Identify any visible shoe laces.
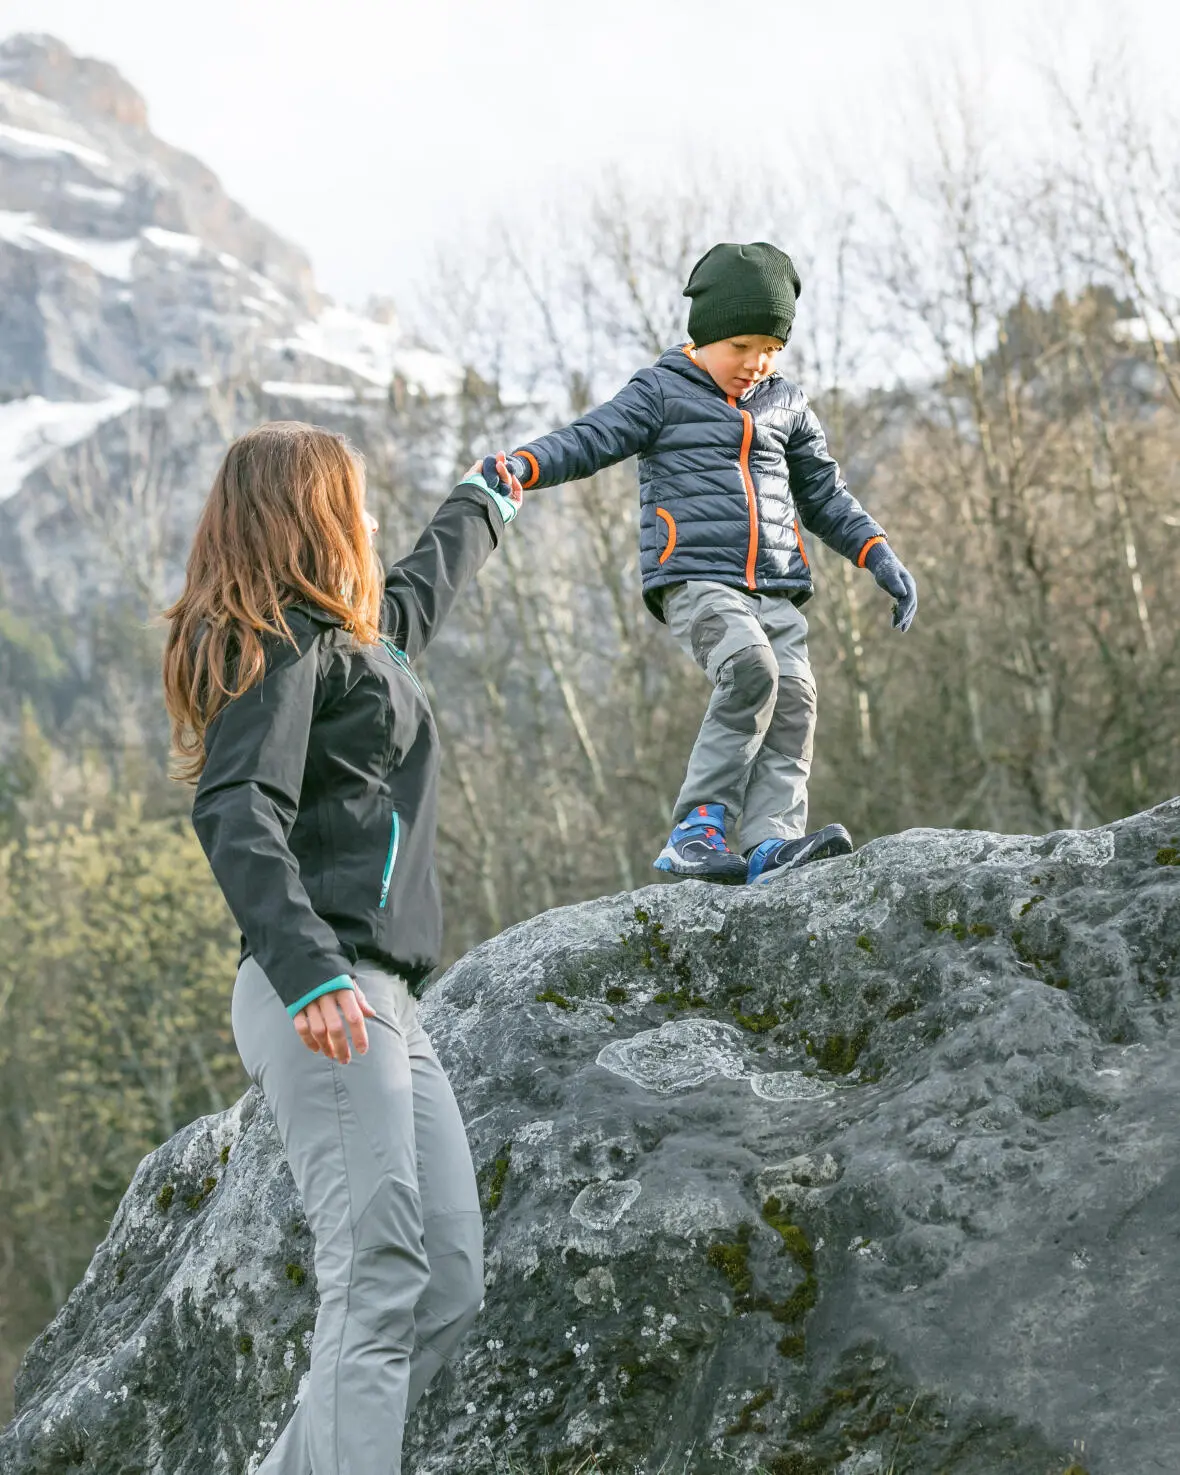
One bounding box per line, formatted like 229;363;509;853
683;824;732;854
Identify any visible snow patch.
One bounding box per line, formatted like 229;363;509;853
248;271;288;307
0;121;109;168
390;345;465;398
240;294;284;318
260;382;357;404
0;391;139;501
141;226;201;258
1112;309;1177;345
273;306;463;395
0;210;139;280
64;182;125;208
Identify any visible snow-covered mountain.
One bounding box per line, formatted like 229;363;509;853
0;32;462;620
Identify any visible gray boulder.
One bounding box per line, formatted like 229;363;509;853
4;800;1180;1474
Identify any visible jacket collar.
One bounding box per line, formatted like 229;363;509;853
288;600;345;628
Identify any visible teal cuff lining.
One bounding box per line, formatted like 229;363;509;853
286;975;355;1018
459;471;518;524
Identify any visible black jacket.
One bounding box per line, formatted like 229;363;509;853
515;345;886;617
191;480;507;1013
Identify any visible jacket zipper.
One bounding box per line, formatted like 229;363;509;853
794;518;810;569
379;810;401;909
728;396;759;589
379;637;425;698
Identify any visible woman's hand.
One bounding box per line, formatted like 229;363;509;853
479;452;527;490
465;455;523;522
293;982;377;1063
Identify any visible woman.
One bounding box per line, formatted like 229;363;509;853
162;422;522;1473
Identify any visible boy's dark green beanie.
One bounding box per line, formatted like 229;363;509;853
683;241;802;348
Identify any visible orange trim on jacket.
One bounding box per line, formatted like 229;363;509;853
727;395;759;589
655;507;678;564
794;518;810;570
857;534;887;568
514;449;540;490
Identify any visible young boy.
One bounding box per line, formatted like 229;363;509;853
483;241;917;885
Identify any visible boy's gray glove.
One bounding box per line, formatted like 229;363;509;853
482;453;528;490
465;454;523;524
864;541;918;632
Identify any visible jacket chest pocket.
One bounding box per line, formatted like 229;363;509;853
375;637;429;763
379;637;426;697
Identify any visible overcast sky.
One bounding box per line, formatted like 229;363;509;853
1;0;1175;308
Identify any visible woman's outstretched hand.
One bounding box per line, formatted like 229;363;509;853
480;452;527;490
466;455;524;522
293;982;377;1063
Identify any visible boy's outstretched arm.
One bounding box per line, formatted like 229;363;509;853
494;369;664;490
785;398;918;631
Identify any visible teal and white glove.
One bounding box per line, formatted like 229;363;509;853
463;452;523;524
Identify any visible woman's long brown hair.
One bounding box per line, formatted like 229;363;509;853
162;421;382;781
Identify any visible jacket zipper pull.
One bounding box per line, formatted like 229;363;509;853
379;811;401;909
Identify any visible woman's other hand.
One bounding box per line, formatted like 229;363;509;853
293;982;377;1062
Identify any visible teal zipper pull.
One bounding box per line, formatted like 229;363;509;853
379;811;400;909
379;637;426;699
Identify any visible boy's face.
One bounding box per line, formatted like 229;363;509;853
693;335;784;399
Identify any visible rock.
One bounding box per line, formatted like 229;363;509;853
4;799;1180;1473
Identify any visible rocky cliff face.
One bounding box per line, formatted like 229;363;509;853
0;33;459;625
4;800;1179;1474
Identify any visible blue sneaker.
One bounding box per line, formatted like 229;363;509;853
653;804;748;883
746;824;854;885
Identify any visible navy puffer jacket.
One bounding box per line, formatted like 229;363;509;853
514;345;887;619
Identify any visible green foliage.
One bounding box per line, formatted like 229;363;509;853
762;1197;814;1274
0;798;243;1397
923;918;996;941
535;987;574;1011
808;1028;870;1075
735;1008;781;1033
727;1385;774;1437
652;985;707;1009
482;1143;513;1213
707;1223;753;1297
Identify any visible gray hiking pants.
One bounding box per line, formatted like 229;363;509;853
664;580;818;853
232;957;484;1475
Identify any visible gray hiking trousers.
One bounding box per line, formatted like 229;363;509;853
232;957;484;1475
663;580;818;853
